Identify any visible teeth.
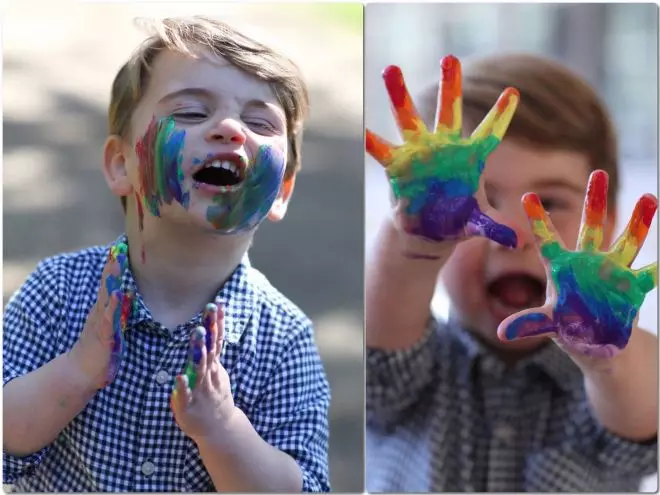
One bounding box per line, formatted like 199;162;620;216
207;160;238;176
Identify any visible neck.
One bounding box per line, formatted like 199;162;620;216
124;209;252;328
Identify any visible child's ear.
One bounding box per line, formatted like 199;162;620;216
268;174;297;222
102;135;133;197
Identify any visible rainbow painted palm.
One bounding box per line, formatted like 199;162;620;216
501;170;658;358
366;55;519;247
104;241;133;386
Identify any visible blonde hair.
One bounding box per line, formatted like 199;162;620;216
109;16;310;208
417;53;619;206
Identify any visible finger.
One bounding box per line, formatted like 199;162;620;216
497;308;557;342
466;206;518;249
101;241;129;307
577;170;609;252
184;326;206;390
434;55;462;136
194;326;209;390
215;300;225;356
607;193;658;267
382;65;427;136
170;374;192;417
203;302;219;361
365;129;395;168
103;291;123;386
634;262;658;294
522;193;565;262
470;87;519;156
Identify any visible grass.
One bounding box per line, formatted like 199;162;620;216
270;3;363;34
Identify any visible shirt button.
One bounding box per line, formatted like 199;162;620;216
155;370;170;385
493;424;516;445
141;460;156;477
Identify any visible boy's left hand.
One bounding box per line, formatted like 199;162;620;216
498;170;658;359
171;301;238;444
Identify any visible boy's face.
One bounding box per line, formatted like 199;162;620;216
441;140;616;354
111;49;293;234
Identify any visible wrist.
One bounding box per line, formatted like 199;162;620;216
66;342;105;394
194;406;247;455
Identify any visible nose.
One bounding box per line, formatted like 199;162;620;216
206;118;246;145
489;202;536;251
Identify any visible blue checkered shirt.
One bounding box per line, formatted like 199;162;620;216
366;316;657;492
3;235;331;491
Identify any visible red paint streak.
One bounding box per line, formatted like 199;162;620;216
135;118;159;210
383;65;406;107
438;55;461;129
629;193;658;241
120;290;133;331
365;130;392;164
584;170;608;226
495;87;520;115
522;192;545;220
383;65;419;131
135;192;145;232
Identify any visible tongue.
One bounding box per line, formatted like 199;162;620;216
494;278;540;308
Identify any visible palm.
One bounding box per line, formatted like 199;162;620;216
500;170;657;358
366;55;519;247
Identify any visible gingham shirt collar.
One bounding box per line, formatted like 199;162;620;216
445;314;582;393
117;234;257;346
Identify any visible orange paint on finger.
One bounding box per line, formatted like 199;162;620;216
365;130;393;165
437;55;462;132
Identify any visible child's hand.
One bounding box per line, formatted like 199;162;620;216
171;301;237;445
498;170;658;359
69;241;133;390
366;55;520;255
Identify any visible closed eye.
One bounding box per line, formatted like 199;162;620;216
244;118;277;134
172;112;208;121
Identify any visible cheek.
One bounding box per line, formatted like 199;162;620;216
441;239;487;308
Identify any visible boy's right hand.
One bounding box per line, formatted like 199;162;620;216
366;55;520;258
69;242;131;391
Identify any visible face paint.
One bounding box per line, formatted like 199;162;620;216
365;55;518;247
104;241;133;386
503;175;658;359
135;116;190;218
205;144;285;233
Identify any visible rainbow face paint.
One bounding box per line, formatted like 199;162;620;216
135;116;190;219
204;144;285;233
104;241;133;386
503;171;658;358
365;55;519;247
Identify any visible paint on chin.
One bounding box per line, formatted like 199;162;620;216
205;144;285;233
134;116;190;261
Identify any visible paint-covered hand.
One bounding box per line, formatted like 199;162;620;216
171;301;237;444
69;241;134;390
366;55;520;253
499;170;658;358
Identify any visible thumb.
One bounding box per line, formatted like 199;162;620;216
497;306;556;343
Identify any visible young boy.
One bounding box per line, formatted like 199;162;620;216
3;16;330;492
365;53;658;491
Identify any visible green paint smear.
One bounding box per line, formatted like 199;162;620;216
549;246;648;311
390;135;498;202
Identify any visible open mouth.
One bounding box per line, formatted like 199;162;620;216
486;273;546;319
193;155;246;191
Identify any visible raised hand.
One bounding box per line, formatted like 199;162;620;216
366;55;520;248
171;300;237;443
499;170;658;358
69;241;133;389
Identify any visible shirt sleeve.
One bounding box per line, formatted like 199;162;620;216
3;260;64;484
249;319;331;492
525;398;657;491
366;317;439;431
